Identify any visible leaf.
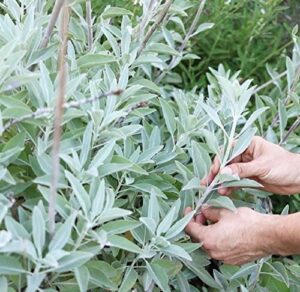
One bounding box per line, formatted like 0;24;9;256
222;178;263;188
102;7;133;19
90;179;106;220
207;196;236;212
108;235;142;254
65;171;91;215
240;107;268;134
165;210;195;240
160;98;176;137
80;122;93;167
56;252;94;273
140;217;157;235
201;103;225;132
146;261;171;292
267;261;290;287
5;216;30;240
230;127;256;161
77;54;116;68
32;206;45;258
278;100;287;141
75;266;90;292
157;201;179;235
145;43;180;56
102;220;141;235
119;267;138;292
182;177;203;191
163;244;192;261
148;189;160;225
98;208;132;224
192;23;214;37
49;212;77;251
0;256;25;275
26;273;46;292
0;276;7;292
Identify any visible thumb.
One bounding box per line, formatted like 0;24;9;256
201;206;224;223
222;161;258;179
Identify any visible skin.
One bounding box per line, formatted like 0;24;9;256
184;136;300;265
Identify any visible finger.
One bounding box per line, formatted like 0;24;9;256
201;206;229;223
218;186;238;196
212;156;221;174
184;221;206;241
221;161;258;179
195;212;206;225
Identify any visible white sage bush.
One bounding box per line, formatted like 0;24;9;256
0;0;300;291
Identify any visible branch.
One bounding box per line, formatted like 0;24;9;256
2;90;123;133
281;116;300;145
49;2;69;237
40;0;65;48
156;0;206;83
137;0;172;57
86;0;93;51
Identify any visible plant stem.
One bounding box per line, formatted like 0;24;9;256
1;89;123;133
137;0;172;57
49;2;69;237
86;0;93;51
156;0;206;83
281;116;300;144
40;0;65;48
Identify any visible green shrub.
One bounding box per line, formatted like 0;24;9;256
0;0;300;291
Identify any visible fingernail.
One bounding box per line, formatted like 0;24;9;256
220;167;232;175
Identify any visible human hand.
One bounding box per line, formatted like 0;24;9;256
202;136;300;195
184;206;275;265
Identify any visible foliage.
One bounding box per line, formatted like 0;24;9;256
0;0;300;291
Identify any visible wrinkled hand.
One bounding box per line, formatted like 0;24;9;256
184;206;273;265
202;136;300;195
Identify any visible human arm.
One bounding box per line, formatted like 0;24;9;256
203;136;300;196
184;206;300;265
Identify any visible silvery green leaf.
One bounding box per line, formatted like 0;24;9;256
87;140;115;174
108;235;142;254
182;177;203;191
97;208;132;224
191;23;215;37
240;107;268;134
286;56;294;90
65;171;91;215
80;122;93;167
0;203;8;225
266;261;289;287
32;206;45;258
207;196;236;212
163;244;192;261
0;231;11;248
146;261;171;292
75;266;90;292
119;267;138;292
165;210;195;240
230;127;256;162
222;178;262;188
77;54;117;68
201;103;225;133
90;179;106;220
160;98;176;138
140;217;157;235
102;220;141;235
55;252;93;273
148;189;160;225
156;202;178;235
281;204;289;215
26;273;46;292
278;100;287;141
0;276;7;292
49;212;77;252
230;264;257;280
102;7;133;19
176;272;191;292
145;43;180;56
0;256;25;275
